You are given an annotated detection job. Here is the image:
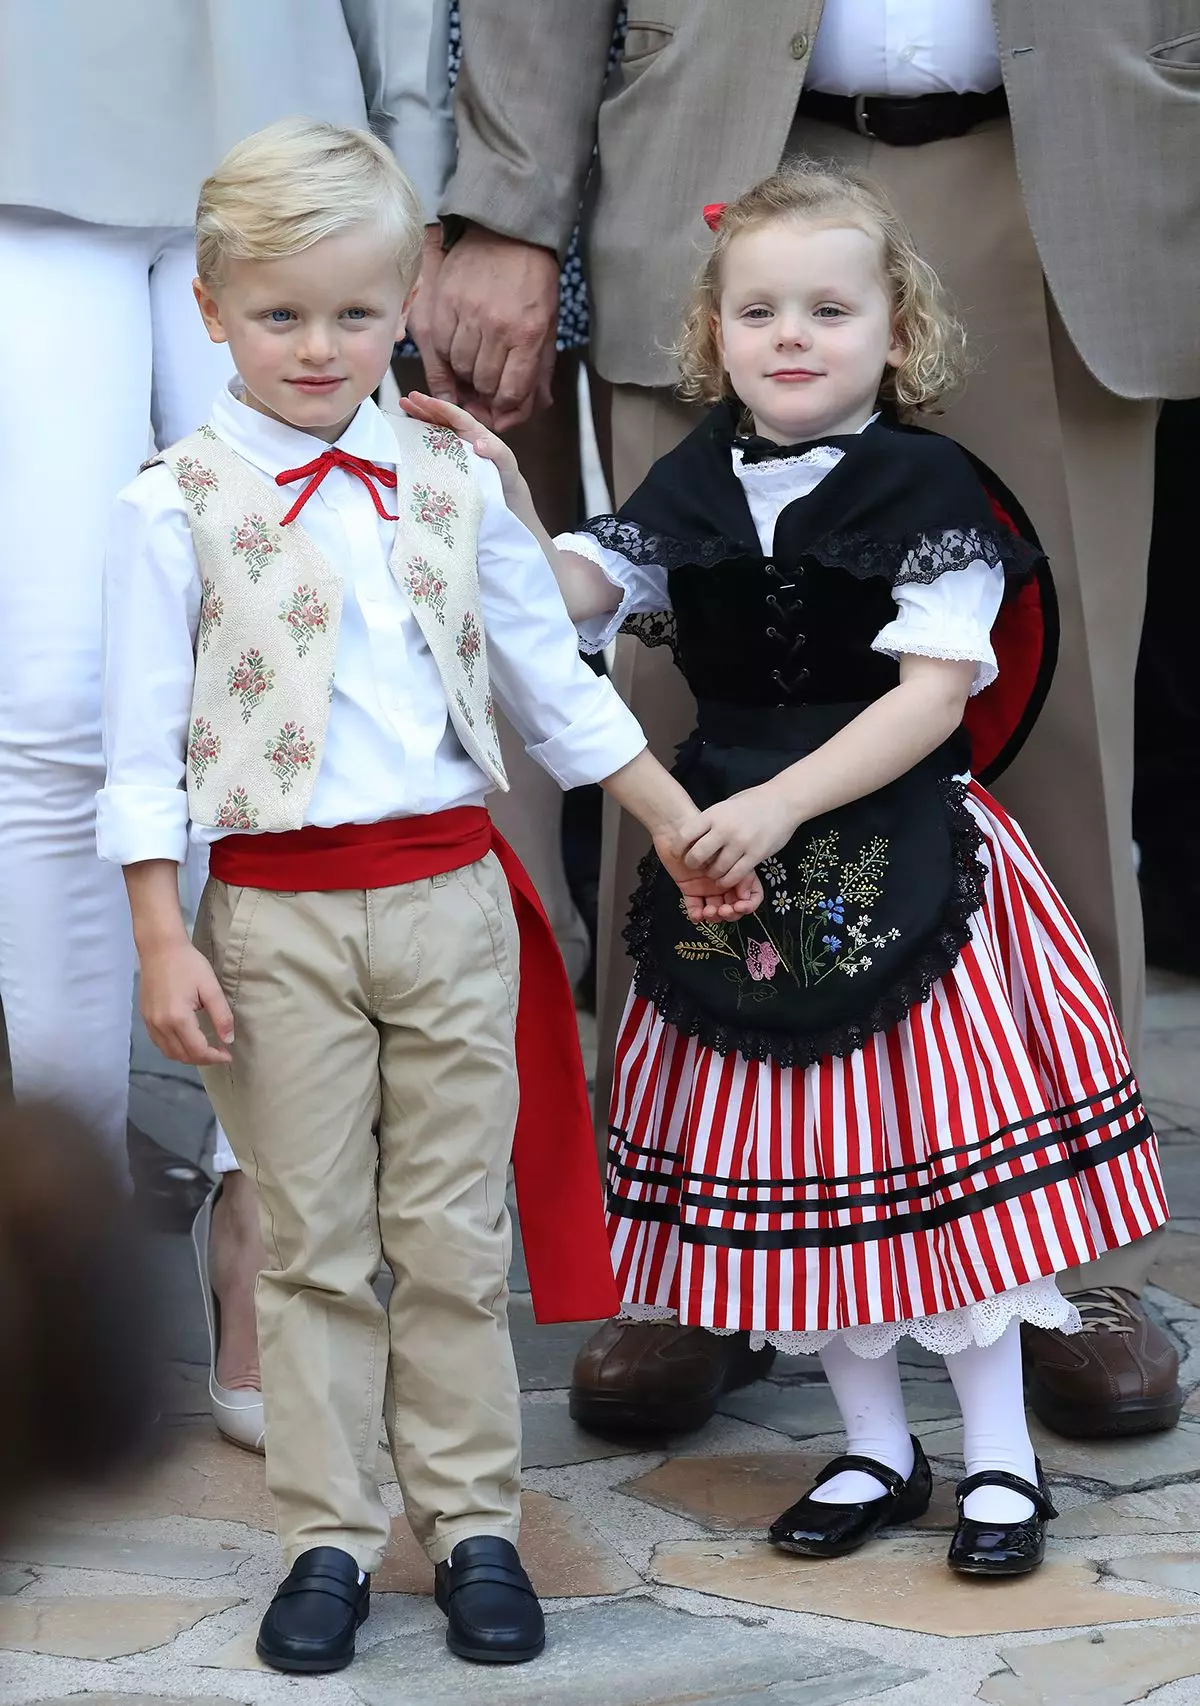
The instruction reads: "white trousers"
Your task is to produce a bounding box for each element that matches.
[0,208,234,1169]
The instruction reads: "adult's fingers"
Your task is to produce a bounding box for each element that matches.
[419,339,460,405]
[448,316,484,390]
[491,337,551,432]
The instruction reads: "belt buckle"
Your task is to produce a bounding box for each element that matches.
[853,94,876,139]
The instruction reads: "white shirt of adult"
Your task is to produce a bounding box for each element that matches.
[98,384,646,868]
[807,0,1003,97]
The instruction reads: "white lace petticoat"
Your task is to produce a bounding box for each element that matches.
[618,1276,1081,1359]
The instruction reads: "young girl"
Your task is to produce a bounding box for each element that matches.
[403,165,1168,1579]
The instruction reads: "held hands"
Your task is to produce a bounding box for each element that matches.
[138,940,236,1069]
[654,828,765,922]
[676,783,801,889]
[399,391,525,505]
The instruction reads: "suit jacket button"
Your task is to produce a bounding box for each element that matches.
[790,31,810,59]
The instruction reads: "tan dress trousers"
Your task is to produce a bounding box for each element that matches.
[594,116,1162,1298]
[195,853,523,1571]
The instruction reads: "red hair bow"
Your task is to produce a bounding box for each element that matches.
[702,202,727,232]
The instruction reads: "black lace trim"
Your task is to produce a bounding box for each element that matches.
[809,526,1044,589]
[581,515,744,571]
[621,777,989,1070]
[623,608,679,654]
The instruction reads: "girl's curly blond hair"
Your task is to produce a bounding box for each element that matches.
[676,161,966,416]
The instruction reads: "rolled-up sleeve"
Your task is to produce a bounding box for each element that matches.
[97,472,202,867]
[341,0,456,220]
[871,557,1004,696]
[474,459,646,788]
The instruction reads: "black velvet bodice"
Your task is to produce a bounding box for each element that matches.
[667,540,901,709]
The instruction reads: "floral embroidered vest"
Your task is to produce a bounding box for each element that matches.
[154,414,505,833]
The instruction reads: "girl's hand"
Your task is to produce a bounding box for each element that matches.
[138,941,235,1068]
[678,784,800,888]
[398,391,524,504]
[655,831,764,921]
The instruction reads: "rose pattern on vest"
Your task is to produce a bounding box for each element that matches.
[214,786,259,831]
[403,556,447,624]
[227,647,275,722]
[264,720,317,794]
[278,584,331,658]
[175,456,219,515]
[196,424,219,442]
[198,578,224,652]
[483,691,496,734]
[456,611,482,682]
[187,717,221,785]
[423,425,471,472]
[411,482,458,547]
[230,513,284,582]
[165,409,503,835]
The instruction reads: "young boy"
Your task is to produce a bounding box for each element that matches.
[98,119,754,1675]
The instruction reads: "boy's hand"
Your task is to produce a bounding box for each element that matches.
[655,831,764,922]
[399,391,524,505]
[139,941,235,1068]
[678,784,800,888]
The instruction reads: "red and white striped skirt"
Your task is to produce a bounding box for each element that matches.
[606,784,1167,1342]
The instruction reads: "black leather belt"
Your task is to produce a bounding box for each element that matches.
[798,85,1008,146]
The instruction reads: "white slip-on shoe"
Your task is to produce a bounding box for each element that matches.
[191,1182,266,1454]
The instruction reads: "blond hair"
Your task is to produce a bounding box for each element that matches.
[677,162,966,416]
[196,117,424,289]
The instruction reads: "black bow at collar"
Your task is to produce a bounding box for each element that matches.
[733,430,866,466]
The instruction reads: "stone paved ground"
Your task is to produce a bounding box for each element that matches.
[2,972,1200,1706]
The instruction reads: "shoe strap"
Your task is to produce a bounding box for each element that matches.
[955,1469,1058,1520]
[811,1453,908,1499]
[277,1571,364,1609]
[445,1561,536,1596]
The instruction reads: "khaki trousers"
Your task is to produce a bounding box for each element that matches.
[195,854,523,1570]
[595,116,1163,1298]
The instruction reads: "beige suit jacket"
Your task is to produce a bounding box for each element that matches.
[0,0,455,225]
[445,0,1200,399]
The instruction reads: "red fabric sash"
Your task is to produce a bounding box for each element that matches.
[209,809,618,1325]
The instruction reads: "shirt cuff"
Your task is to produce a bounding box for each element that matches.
[525,681,647,790]
[871,623,998,696]
[555,530,658,654]
[96,785,190,867]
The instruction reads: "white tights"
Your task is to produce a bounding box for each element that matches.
[810,1320,1038,1522]
[0,208,234,1174]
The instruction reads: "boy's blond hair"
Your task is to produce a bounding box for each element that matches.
[677,161,966,416]
[196,117,425,289]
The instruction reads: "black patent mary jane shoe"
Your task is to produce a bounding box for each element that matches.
[947,1464,1059,1577]
[768,1436,932,1558]
[255,1547,369,1674]
[434,1535,546,1664]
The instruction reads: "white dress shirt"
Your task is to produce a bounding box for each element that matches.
[559,427,1004,695]
[98,384,645,868]
[807,0,1003,97]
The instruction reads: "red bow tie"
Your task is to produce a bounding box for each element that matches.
[275,447,399,526]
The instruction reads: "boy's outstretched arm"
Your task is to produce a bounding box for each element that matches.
[400,391,620,623]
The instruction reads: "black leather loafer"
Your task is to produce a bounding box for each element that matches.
[768,1436,932,1558]
[434,1535,545,1664]
[256,1547,369,1674]
[947,1463,1058,1576]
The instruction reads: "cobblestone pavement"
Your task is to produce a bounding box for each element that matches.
[2,973,1200,1706]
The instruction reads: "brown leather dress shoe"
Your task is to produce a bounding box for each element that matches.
[1023,1287,1182,1439]
[569,1320,776,1437]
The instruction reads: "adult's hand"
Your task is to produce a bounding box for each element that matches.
[405,225,456,403]
[430,225,560,431]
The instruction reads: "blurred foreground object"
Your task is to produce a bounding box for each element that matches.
[0,1102,158,1540]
